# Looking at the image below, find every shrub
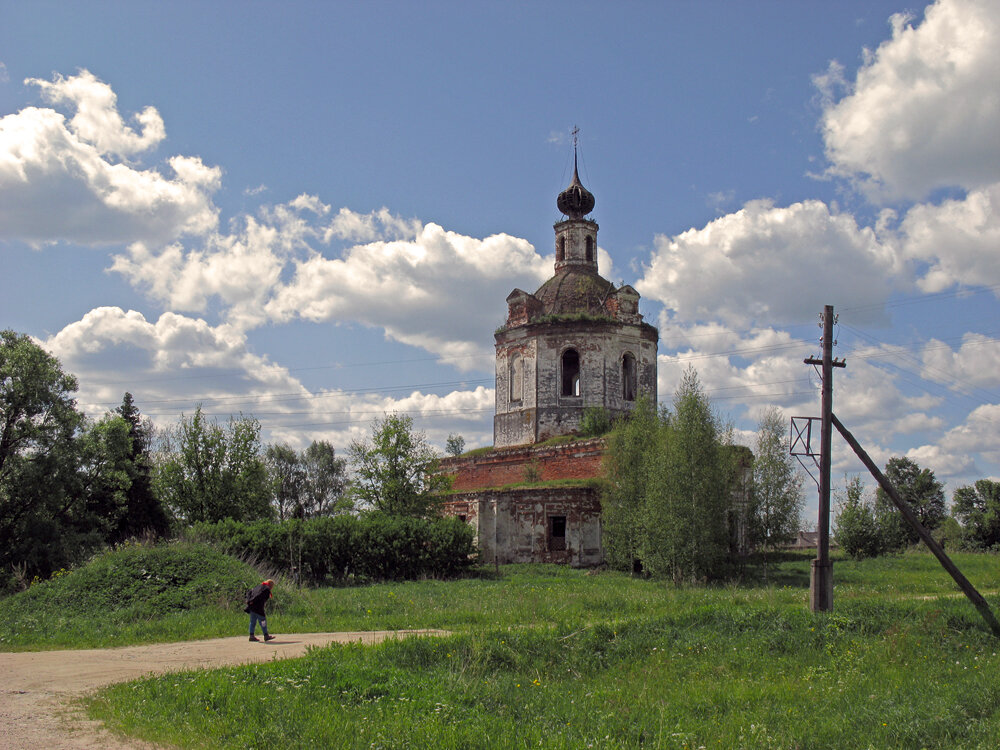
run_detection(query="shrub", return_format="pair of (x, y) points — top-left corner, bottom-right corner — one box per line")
(186, 515), (476, 585)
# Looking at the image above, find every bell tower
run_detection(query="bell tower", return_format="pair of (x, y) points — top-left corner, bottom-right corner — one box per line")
(493, 133), (658, 448)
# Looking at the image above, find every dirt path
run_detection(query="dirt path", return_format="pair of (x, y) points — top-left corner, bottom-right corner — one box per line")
(0, 630), (448, 750)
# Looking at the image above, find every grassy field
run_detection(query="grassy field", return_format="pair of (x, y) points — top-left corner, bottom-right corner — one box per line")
(6, 544), (1000, 747)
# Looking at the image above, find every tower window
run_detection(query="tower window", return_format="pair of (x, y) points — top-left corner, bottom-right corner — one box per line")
(585, 236), (594, 262)
(548, 515), (567, 551)
(510, 354), (523, 402)
(556, 236), (565, 262)
(561, 349), (580, 396)
(622, 353), (637, 401)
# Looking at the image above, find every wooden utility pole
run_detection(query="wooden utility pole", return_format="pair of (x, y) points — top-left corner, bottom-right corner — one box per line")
(804, 305), (845, 612)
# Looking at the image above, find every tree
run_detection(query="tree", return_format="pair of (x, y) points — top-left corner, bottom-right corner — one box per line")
(301, 440), (349, 516)
(154, 408), (272, 524)
(644, 367), (733, 583)
(0, 330), (87, 581)
(749, 406), (804, 569)
(952, 479), (1000, 549)
(349, 413), (449, 516)
(111, 393), (170, 540)
(835, 476), (888, 560)
(266, 443), (306, 520)
(875, 456), (946, 549)
(445, 433), (466, 457)
(601, 394), (658, 573)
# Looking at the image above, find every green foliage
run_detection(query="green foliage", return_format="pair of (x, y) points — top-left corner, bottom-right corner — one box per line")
(266, 442), (307, 520)
(602, 369), (737, 582)
(579, 406), (613, 437)
(348, 413), (449, 517)
(644, 367), (734, 583)
(445, 433), (466, 457)
(876, 456), (946, 549)
(0, 541), (271, 649)
(750, 406), (805, 553)
(835, 476), (891, 560)
(153, 407), (272, 524)
(0, 330), (92, 585)
(601, 394), (658, 571)
(952, 479), (1000, 549)
(112, 393), (170, 541)
(187, 515), (476, 585)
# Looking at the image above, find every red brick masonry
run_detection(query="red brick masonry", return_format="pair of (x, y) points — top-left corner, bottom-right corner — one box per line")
(438, 437), (607, 492)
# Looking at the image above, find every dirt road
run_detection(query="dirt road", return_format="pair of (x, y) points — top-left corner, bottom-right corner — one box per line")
(0, 630), (447, 749)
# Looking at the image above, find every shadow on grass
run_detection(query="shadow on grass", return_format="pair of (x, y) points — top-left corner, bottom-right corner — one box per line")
(736, 549), (815, 589)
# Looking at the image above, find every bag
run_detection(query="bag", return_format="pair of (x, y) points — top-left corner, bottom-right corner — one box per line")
(242, 587), (253, 613)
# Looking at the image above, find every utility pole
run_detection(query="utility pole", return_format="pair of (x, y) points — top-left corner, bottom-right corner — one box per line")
(804, 305), (846, 612)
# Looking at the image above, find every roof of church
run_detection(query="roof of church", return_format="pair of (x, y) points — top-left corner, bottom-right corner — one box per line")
(534, 267), (616, 316)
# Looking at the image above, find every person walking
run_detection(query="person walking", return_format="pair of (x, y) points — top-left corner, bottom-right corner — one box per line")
(245, 579), (276, 642)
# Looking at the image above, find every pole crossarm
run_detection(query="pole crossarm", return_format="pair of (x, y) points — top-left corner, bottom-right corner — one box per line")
(831, 412), (1000, 638)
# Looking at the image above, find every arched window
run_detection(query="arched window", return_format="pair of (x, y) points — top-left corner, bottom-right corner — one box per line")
(622, 352), (637, 402)
(556, 236), (565, 262)
(585, 236), (594, 262)
(510, 354), (523, 402)
(561, 349), (581, 397)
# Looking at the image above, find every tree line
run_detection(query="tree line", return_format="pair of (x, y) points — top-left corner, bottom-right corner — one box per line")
(0, 330), (451, 592)
(835, 459), (1000, 558)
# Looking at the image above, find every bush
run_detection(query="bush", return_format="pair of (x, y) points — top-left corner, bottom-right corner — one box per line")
(3, 541), (260, 619)
(186, 515), (476, 585)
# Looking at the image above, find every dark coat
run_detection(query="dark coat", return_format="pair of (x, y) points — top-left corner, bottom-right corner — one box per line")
(244, 583), (271, 616)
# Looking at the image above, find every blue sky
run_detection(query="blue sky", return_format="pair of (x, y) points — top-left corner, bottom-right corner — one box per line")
(2, 0), (998, 522)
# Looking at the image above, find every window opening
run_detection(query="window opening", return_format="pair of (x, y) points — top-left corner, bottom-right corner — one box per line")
(549, 515), (567, 551)
(561, 349), (580, 396)
(556, 236), (565, 262)
(585, 236), (594, 262)
(510, 354), (523, 402)
(622, 353), (637, 401)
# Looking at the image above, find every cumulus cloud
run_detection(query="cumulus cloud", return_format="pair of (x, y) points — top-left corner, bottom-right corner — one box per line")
(906, 403), (1000, 478)
(42, 306), (495, 451)
(0, 69), (220, 245)
(638, 199), (899, 329)
(921, 333), (1000, 390)
(899, 182), (1000, 291)
(265, 221), (550, 363)
(819, 0), (1000, 200)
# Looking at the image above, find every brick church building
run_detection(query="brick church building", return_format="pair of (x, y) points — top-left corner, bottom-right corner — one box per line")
(437, 148), (658, 565)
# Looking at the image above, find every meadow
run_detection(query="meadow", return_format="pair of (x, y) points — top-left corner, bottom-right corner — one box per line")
(5, 543), (1000, 748)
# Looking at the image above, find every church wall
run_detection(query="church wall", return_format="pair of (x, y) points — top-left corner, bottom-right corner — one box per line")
(441, 486), (603, 566)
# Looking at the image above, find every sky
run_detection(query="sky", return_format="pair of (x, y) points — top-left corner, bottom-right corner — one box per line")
(2, 0), (999, 525)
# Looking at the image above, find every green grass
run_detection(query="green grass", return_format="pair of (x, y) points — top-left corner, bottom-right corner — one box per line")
(8, 544), (1000, 747)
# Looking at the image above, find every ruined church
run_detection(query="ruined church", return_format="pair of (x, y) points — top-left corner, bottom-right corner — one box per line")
(438, 150), (658, 565)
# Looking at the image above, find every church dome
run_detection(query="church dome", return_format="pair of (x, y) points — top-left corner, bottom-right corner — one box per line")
(534, 267), (615, 316)
(556, 167), (595, 219)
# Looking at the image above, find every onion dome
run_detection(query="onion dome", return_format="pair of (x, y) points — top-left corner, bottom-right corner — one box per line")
(557, 164), (595, 219)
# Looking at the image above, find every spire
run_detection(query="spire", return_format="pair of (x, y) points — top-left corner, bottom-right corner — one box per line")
(557, 126), (595, 219)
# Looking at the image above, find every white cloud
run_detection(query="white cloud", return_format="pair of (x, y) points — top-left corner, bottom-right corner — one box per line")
(265, 221), (550, 364)
(819, 0), (1000, 200)
(899, 182), (1000, 291)
(906, 402), (1000, 479)
(0, 70), (220, 245)
(42, 306), (495, 451)
(27, 69), (165, 158)
(921, 333), (1000, 389)
(638, 199), (899, 329)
